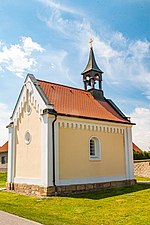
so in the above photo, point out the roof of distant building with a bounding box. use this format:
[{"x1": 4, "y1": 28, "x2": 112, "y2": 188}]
[
  {"x1": 133, "y1": 143, "x2": 143, "y2": 153},
  {"x1": 0, "y1": 141, "x2": 8, "y2": 153}
]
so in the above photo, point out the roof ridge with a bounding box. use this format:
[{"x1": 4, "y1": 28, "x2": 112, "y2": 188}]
[{"x1": 37, "y1": 79, "x2": 88, "y2": 93}]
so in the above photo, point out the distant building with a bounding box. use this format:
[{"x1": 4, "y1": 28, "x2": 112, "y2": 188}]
[
  {"x1": 0, "y1": 141, "x2": 8, "y2": 172},
  {"x1": 133, "y1": 143, "x2": 143, "y2": 153}
]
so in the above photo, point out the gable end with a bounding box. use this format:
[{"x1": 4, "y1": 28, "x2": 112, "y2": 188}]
[{"x1": 11, "y1": 74, "x2": 54, "y2": 123}]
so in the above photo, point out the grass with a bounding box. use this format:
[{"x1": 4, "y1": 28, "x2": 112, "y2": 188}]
[
  {"x1": 0, "y1": 173, "x2": 7, "y2": 188},
  {"x1": 0, "y1": 184, "x2": 150, "y2": 225},
  {"x1": 0, "y1": 173, "x2": 150, "y2": 224},
  {"x1": 136, "y1": 176, "x2": 150, "y2": 182}
]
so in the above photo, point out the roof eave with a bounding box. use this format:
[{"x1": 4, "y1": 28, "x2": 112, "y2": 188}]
[
  {"x1": 26, "y1": 74, "x2": 52, "y2": 106},
  {"x1": 81, "y1": 68, "x2": 103, "y2": 75},
  {"x1": 57, "y1": 113, "x2": 135, "y2": 125}
]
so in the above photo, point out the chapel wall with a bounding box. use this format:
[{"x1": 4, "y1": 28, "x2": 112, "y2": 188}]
[
  {"x1": 58, "y1": 118, "x2": 126, "y2": 180},
  {"x1": 14, "y1": 102, "x2": 42, "y2": 179}
]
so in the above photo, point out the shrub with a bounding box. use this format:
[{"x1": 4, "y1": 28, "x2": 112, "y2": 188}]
[{"x1": 133, "y1": 151, "x2": 150, "y2": 160}]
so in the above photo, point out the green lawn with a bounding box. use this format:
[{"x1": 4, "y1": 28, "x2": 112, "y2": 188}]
[
  {"x1": 0, "y1": 173, "x2": 7, "y2": 188},
  {"x1": 0, "y1": 184, "x2": 150, "y2": 225},
  {"x1": 0, "y1": 173, "x2": 150, "y2": 224},
  {"x1": 136, "y1": 176, "x2": 150, "y2": 182}
]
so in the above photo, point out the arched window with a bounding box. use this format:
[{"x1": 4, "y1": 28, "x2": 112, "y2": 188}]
[{"x1": 89, "y1": 137, "x2": 101, "y2": 160}]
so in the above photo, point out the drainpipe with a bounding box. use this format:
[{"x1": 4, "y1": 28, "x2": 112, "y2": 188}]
[
  {"x1": 43, "y1": 108, "x2": 57, "y2": 196},
  {"x1": 52, "y1": 114, "x2": 57, "y2": 195}
]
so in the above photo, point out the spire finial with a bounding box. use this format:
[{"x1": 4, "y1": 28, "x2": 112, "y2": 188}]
[{"x1": 89, "y1": 38, "x2": 93, "y2": 49}]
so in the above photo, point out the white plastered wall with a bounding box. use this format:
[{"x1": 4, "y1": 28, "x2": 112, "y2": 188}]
[{"x1": 8, "y1": 75, "x2": 54, "y2": 186}]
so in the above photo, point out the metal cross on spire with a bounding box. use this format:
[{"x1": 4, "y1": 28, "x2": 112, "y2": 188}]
[{"x1": 89, "y1": 38, "x2": 93, "y2": 48}]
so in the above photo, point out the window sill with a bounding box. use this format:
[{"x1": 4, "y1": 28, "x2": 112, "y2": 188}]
[{"x1": 89, "y1": 157, "x2": 101, "y2": 161}]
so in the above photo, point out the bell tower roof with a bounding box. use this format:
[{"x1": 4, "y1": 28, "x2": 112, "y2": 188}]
[
  {"x1": 81, "y1": 39, "x2": 103, "y2": 75},
  {"x1": 81, "y1": 39, "x2": 105, "y2": 100}
]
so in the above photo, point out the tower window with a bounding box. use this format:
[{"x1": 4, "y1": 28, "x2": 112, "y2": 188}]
[{"x1": 89, "y1": 137, "x2": 101, "y2": 160}]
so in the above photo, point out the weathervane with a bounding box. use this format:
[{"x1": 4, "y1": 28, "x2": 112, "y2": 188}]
[{"x1": 89, "y1": 38, "x2": 93, "y2": 48}]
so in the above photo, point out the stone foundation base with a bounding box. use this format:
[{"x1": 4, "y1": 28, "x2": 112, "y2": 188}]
[
  {"x1": 6, "y1": 182, "x2": 55, "y2": 196},
  {"x1": 56, "y1": 179, "x2": 136, "y2": 196},
  {"x1": 0, "y1": 168, "x2": 7, "y2": 172},
  {"x1": 6, "y1": 179, "x2": 136, "y2": 197}
]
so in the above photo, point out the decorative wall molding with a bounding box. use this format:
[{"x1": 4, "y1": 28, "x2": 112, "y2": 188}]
[
  {"x1": 12, "y1": 75, "x2": 53, "y2": 125},
  {"x1": 13, "y1": 87, "x2": 27, "y2": 125},
  {"x1": 58, "y1": 120, "x2": 125, "y2": 134}
]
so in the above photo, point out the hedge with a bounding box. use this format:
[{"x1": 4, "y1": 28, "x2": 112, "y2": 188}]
[{"x1": 133, "y1": 151, "x2": 150, "y2": 160}]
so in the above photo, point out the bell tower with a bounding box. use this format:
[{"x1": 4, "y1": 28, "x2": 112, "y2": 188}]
[{"x1": 81, "y1": 39, "x2": 104, "y2": 101}]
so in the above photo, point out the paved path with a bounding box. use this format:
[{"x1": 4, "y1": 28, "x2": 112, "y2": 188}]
[{"x1": 0, "y1": 210, "x2": 43, "y2": 225}]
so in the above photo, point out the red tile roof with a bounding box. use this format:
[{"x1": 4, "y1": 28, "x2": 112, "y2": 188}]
[
  {"x1": 0, "y1": 141, "x2": 8, "y2": 153},
  {"x1": 133, "y1": 143, "x2": 143, "y2": 153},
  {"x1": 38, "y1": 79, "x2": 130, "y2": 124}
]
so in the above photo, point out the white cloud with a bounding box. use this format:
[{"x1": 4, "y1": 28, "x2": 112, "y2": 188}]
[
  {"x1": 39, "y1": 5, "x2": 121, "y2": 60},
  {"x1": 22, "y1": 37, "x2": 44, "y2": 54},
  {"x1": 128, "y1": 40, "x2": 150, "y2": 59},
  {"x1": 0, "y1": 41, "x2": 3, "y2": 48},
  {"x1": 79, "y1": 27, "x2": 150, "y2": 97},
  {"x1": 38, "y1": 49, "x2": 77, "y2": 85},
  {"x1": 0, "y1": 37, "x2": 44, "y2": 78},
  {"x1": 0, "y1": 103, "x2": 11, "y2": 146},
  {"x1": 129, "y1": 107, "x2": 150, "y2": 152},
  {"x1": 111, "y1": 32, "x2": 127, "y2": 47},
  {"x1": 38, "y1": 0, "x2": 82, "y2": 15},
  {"x1": 37, "y1": 0, "x2": 150, "y2": 153},
  {"x1": 38, "y1": 0, "x2": 150, "y2": 97},
  {"x1": 78, "y1": 25, "x2": 121, "y2": 59},
  {"x1": 46, "y1": 9, "x2": 70, "y2": 34},
  {"x1": 37, "y1": 0, "x2": 84, "y2": 36}
]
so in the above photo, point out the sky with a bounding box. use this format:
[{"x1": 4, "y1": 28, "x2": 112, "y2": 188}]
[{"x1": 0, "y1": 0, "x2": 150, "y2": 151}]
